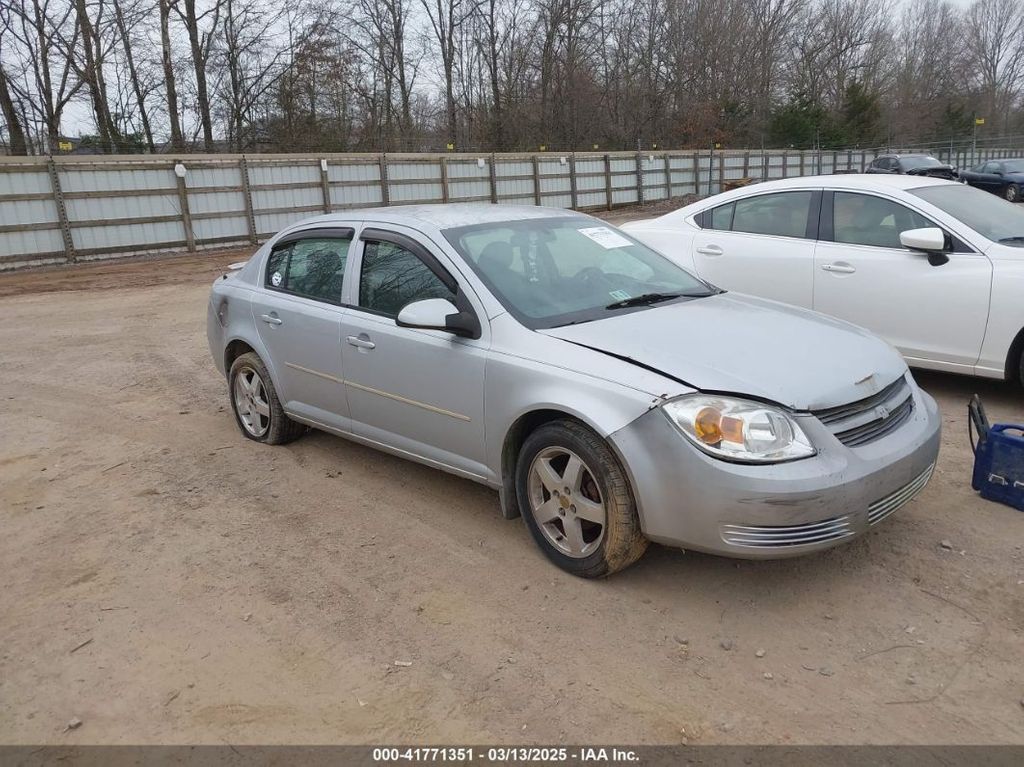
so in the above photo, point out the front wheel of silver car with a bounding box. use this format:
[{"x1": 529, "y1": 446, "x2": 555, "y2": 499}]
[
  {"x1": 228, "y1": 352, "x2": 306, "y2": 445},
  {"x1": 1005, "y1": 183, "x2": 1020, "y2": 203},
  {"x1": 516, "y1": 420, "x2": 647, "y2": 578}
]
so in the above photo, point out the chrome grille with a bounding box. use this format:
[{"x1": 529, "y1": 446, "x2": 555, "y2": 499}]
[
  {"x1": 721, "y1": 515, "x2": 855, "y2": 548},
  {"x1": 813, "y1": 377, "x2": 914, "y2": 447},
  {"x1": 868, "y1": 463, "x2": 935, "y2": 526}
]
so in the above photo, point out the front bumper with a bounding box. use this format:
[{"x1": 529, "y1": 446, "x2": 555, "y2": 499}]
[{"x1": 609, "y1": 384, "x2": 942, "y2": 559}]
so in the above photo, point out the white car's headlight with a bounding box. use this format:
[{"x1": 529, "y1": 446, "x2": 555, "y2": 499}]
[{"x1": 662, "y1": 395, "x2": 816, "y2": 464}]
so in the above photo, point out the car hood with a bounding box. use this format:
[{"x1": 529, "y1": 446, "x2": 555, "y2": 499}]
[{"x1": 539, "y1": 293, "x2": 908, "y2": 411}]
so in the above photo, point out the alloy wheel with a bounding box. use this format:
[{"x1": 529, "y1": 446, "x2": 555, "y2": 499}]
[
  {"x1": 233, "y1": 366, "x2": 271, "y2": 438},
  {"x1": 527, "y1": 446, "x2": 606, "y2": 558}
]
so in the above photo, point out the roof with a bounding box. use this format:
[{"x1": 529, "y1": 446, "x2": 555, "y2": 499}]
[
  {"x1": 291, "y1": 203, "x2": 586, "y2": 233},
  {"x1": 731, "y1": 173, "x2": 958, "y2": 193}
]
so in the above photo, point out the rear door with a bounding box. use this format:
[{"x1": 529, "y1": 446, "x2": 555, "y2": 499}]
[
  {"x1": 689, "y1": 190, "x2": 820, "y2": 308},
  {"x1": 812, "y1": 191, "x2": 991, "y2": 371},
  {"x1": 250, "y1": 227, "x2": 353, "y2": 430}
]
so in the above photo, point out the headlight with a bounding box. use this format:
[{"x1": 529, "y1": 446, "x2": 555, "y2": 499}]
[{"x1": 662, "y1": 395, "x2": 816, "y2": 463}]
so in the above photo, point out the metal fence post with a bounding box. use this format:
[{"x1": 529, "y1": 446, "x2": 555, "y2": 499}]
[
  {"x1": 173, "y1": 160, "x2": 195, "y2": 253},
  {"x1": 663, "y1": 153, "x2": 671, "y2": 199},
  {"x1": 440, "y1": 156, "x2": 450, "y2": 203},
  {"x1": 239, "y1": 156, "x2": 257, "y2": 244},
  {"x1": 799, "y1": 151, "x2": 805, "y2": 177},
  {"x1": 378, "y1": 154, "x2": 390, "y2": 205},
  {"x1": 718, "y1": 152, "x2": 725, "y2": 191},
  {"x1": 741, "y1": 151, "x2": 750, "y2": 179},
  {"x1": 603, "y1": 154, "x2": 612, "y2": 210},
  {"x1": 47, "y1": 157, "x2": 75, "y2": 263},
  {"x1": 693, "y1": 151, "x2": 700, "y2": 194}
]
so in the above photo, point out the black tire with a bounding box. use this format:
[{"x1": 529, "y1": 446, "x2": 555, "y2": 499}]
[
  {"x1": 228, "y1": 352, "x2": 306, "y2": 445},
  {"x1": 1005, "y1": 183, "x2": 1020, "y2": 203},
  {"x1": 515, "y1": 419, "x2": 647, "y2": 578}
]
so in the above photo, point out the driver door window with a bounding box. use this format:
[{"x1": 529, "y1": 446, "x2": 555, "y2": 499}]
[
  {"x1": 833, "y1": 192, "x2": 933, "y2": 249},
  {"x1": 358, "y1": 240, "x2": 456, "y2": 317}
]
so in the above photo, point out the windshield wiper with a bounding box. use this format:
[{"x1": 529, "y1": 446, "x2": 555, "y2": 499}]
[
  {"x1": 605, "y1": 292, "x2": 683, "y2": 310},
  {"x1": 997, "y1": 236, "x2": 1024, "y2": 244},
  {"x1": 605, "y1": 290, "x2": 717, "y2": 310}
]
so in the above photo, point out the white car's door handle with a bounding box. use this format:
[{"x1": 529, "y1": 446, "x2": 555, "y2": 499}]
[
  {"x1": 821, "y1": 262, "x2": 856, "y2": 274},
  {"x1": 260, "y1": 313, "x2": 283, "y2": 325},
  {"x1": 346, "y1": 336, "x2": 376, "y2": 350},
  {"x1": 695, "y1": 245, "x2": 723, "y2": 256}
]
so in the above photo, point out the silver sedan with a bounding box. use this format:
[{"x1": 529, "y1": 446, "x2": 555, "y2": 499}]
[{"x1": 207, "y1": 204, "x2": 941, "y2": 577}]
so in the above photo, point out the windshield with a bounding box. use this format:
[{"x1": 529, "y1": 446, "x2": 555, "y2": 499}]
[
  {"x1": 911, "y1": 184, "x2": 1024, "y2": 246},
  {"x1": 1003, "y1": 160, "x2": 1024, "y2": 173},
  {"x1": 901, "y1": 156, "x2": 943, "y2": 169},
  {"x1": 444, "y1": 217, "x2": 715, "y2": 328}
]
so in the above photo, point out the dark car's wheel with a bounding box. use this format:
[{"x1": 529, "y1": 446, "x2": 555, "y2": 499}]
[
  {"x1": 1005, "y1": 183, "x2": 1020, "y2": 203},
  {"x1": 228, "y1": 352, "x2": 306, "y2": 444},
  {"x1": 515, "y1": 420, "x2": 647, "y2": 578}
]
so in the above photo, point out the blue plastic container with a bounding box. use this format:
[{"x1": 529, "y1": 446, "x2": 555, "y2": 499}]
[{"x1": 969, "y1": 395, "x2": 1024, "y2": 512}]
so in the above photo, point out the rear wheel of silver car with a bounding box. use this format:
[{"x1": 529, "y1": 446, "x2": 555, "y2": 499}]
[
  {"x1": 516, "y1": 420, "x2": 647, "y2": 578},
  {"x1": 228, "y1": 352, "x2": 305, "y2": 445},
  {"x1": 1005, "y1": 183, "x2": 1020, "y2": 203}
]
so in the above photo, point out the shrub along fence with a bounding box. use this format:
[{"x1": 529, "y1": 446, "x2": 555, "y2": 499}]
[{"x1": 0, "y1": 145, "x2": 1019, "y2": 269}]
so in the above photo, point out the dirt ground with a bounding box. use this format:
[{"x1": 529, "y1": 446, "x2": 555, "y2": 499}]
[{"x1": 1, "y1": 205, "x2": 1023, "y2": 746}]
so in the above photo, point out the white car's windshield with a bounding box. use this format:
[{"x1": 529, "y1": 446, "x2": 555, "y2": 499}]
[
  {"x1": 444, "y1": 217, "x2": 715, "y2": 328},
  {"x1": 910, "y1": 184, "x2": 1024, "y2": 246}
]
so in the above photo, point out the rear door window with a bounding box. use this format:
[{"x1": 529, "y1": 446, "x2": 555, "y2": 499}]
[
  {"x1": 265, "y1": 234, "x2": 352, "y2": 304},
  {"x1": 730, "y1": 192, "x2": 814, "y2": 238}
]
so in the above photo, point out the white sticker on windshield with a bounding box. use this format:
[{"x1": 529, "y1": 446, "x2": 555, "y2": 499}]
[
  {"x1": 578, "y1": 226, "x2": 633, "y2": 250},
  {"x1": 608, "y1": 290, "x2": 631, "y2": 301}
]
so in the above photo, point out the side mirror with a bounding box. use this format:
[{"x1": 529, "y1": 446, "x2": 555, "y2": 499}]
[
  {"x1": 900, "y1": 227, "x2": 949, "y2": 266},
  {"x1": 900, "y1": 227, "x2": 945, "y2": 252},
  {"x1": 396, "y1": 298, "x2": 478, "y2": 337}
]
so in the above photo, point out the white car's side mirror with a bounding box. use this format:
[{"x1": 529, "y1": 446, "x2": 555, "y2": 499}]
[{"x1": 900, "y1": 227, "x2": 945, "y2": 253}]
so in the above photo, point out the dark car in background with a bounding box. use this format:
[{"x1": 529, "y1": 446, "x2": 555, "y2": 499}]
[
  {"x1": 865, "y1": 154, "x2": 959, "y2": 180},
  {"x1": 959, "y1": 158, "x2": 1024, "y2": 202}
]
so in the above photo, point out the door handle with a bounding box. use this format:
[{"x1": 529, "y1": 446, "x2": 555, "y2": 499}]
[
  {"x1": 260, "y1": 313, "x2": 283, "y2": 325},
  {"x1": 695, "y1": 245, "x2": 723, "y2": 256},
  {"x1": 821, "y1": 263, "x2": 856, "y2": 274},
  {"x1": 346, "y1": 335, "x2": 376, "y2": 350}
]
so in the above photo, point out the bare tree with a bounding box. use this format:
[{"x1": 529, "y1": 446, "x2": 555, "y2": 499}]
[
  {"x1": 963, "y1": 0, "x2": 1024, "y2": 133},
  {"x1": 173, "y1": 0, "x2": 223, "y2": 150}
]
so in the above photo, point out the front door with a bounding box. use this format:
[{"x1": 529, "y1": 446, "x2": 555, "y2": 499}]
[
  {"x1": 251, "y1": 227, "x2": 353, "y2": 430},
  {"x1": 339, "y1": 228, "x2": 489, "y2": 480},
  {"x1": 813, "y1": 191, "x2": 991, "y2": 371}
]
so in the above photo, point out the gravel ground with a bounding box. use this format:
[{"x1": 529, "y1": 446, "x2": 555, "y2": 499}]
[{"x1": 1, "y1": 205, "x2": 1022, "y2": 745}]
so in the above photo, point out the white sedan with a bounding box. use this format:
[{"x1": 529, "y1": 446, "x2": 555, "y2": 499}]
[{"x1": 621, "y1": 175, "x2": 1024, "y2": 384}]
